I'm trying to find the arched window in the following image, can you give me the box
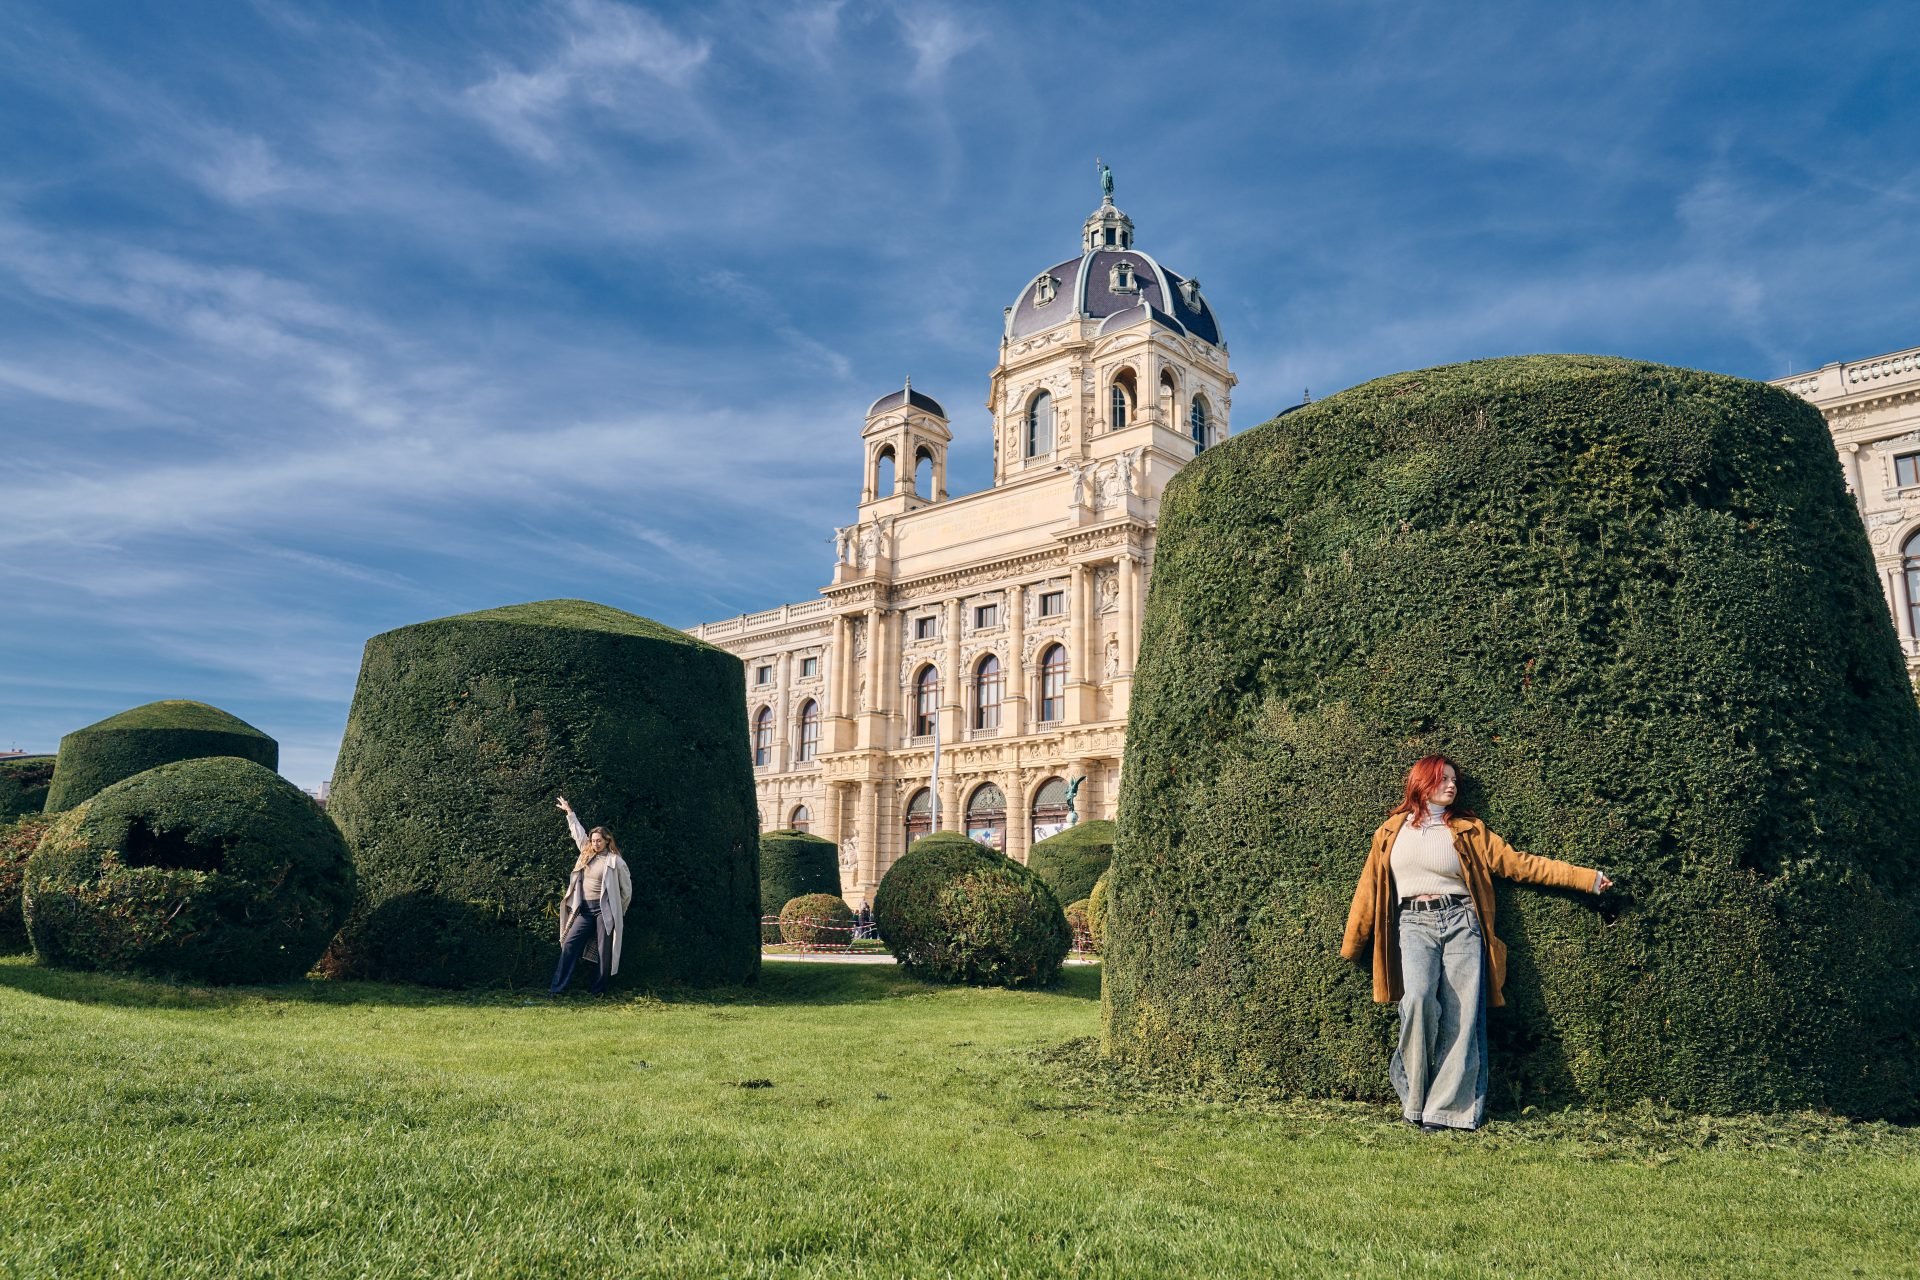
[905,787,934,845]
[914,448,934,498]
[1191,396,1209,450]
[1159,368,1177,424]
[1026,392,1054,457]
[1039,644,1067,722]
[973,654,1003,730]
[789,804,811,833]
[1031,776,1070,840]
[796,699,819,762]
[875,445,896,496]
[966,782,1007,852]
[752,706,773,766]
[1110,368,1137,431]
[1905,530,1920,638]
[914,665,939,737]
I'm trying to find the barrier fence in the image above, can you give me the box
[761,915,1099,956]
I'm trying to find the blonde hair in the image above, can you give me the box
[589,826,620,857]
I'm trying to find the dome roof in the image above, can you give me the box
[866,385,947,418]
[1006,246,1221,346]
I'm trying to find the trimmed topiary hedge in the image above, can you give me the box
[1064,898,1092,951]
[0,816,52,951]
[1026,819,1115,907]
[1087,869,1110,952]
[779,893,854,947]
[23,757,354,983]
[0,756,55,821]
[874,831,1070,988]
[1104,355,1920,1119]
[326,599,760,989]
[44,703,276,813]
[760,830,841,915]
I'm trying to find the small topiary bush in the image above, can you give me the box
[1026,819,1115,907]
[0,815,53,951]
[760,830,841,915]
[1104,355,1920,1119]
[1064,898,1093,951]
[873,831,1070,988]
[1087,869,1110,952]
[44,702,277,814]
[24,757,354,984]
[779,893,855,948]
[0,756,55,821]
[326,600,760,989]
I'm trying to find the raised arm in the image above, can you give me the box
[564,810,590,852]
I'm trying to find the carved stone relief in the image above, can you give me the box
[1104,634,1121,678]
[1096,566,1119,614]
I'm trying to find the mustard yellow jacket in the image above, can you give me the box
[1340,815,1598,1007]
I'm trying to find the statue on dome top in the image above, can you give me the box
[1098,158,1114,202]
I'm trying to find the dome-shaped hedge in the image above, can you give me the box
[0,756,55,822]
[326,600,760,988]
[1104,356,1920,1118]
[760,830,841,915]
[779,893,854,947]
[44,702,276,813]
[1064,898,1093,951]
[874,831,1070,988]
[0,816,52,951]
[1026,819,1115,907]
[24,757,354,983]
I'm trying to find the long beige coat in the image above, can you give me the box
[560,811,634,976]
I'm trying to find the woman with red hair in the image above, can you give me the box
[1341,756,1612,1130]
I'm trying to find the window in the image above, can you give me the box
[755,665,773,686]
[1039,644,1067,722]
[799,656,819,678]
[1039,590,1064,617]
[1103,227,1115,246]
[904,787,934,843]
[1110,384,1128,431]
[789,805,810,834]
[796,700,819,762]
[974,655,1003,730]
[973,603,999,629]
[1034,273,1057,305]
[1191,396,1209,451]
[1026,392,1054,457]
[1109,260,1135,292]
[752,707,773,766]
[966,783,1007,851]
[1179,278,1203,309]
[1906,530,1920,638]
[1898,452,1920,488]
[914,666,939,737]
[914,616,937,640]
[1031,776,1069,839]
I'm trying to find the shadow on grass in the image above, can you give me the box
[0,952,1102,1012]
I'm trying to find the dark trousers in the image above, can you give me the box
[550,901,606,995]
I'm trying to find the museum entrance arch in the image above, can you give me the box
[966,782,1006,852]
[904,787,933,849]
[1030,776,1070,843]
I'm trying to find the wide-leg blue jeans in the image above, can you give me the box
[549,901,606,995]
[1389,901,1488,1130]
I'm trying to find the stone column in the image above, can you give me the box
[1008,774,1032,865]
[861,605,884,747]
[830,614,848,717]
[939,772,961,838]
[1005,583,1028,737]
[1118,554,1139,674]
[1895,563,1916,648]
[772,650,791,771]
[1843,442,1864,510]
[943,596,964,741]
[859,779,880,893]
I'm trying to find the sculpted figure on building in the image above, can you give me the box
[689,176,1236,904]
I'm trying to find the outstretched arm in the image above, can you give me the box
[1483,828,1604,893]
[557,796,590,852]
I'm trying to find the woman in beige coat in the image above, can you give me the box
[548,795,634,996]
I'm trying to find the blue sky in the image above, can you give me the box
[2,0,1916,787]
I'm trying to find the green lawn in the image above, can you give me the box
[1,955,1914,1279]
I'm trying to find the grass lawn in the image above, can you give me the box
[1,955,1915,1279]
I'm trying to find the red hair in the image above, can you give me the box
[1389,755,1465,824]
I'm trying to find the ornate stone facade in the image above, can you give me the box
[689,185,1235,905]
[1773,343,1920,679]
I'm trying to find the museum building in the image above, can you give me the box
[687,182,1235,903]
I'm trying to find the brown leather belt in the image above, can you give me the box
[1400,894,1469,913]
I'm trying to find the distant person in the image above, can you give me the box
[550,795,634,996]
[1340,756,1612,1130]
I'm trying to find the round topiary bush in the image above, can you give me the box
[779,893,854,948]
[44,702,276,814]
[760,830,841,915]
[326,599,760,989]
[0,756,55,822]
[1064,898,1093,951]
[1087,869,1110,952]
[1026,819,1115,907]
[0,815,53,952]
[1104,355,1920,1119]
[23,757,354,983]
[874,831,1070,988]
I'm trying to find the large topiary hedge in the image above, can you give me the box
[1104,355,1920,1119]
[874,831,1070,988]
[0,815,53,951]
[778,893,855,948]
[1026,819,1115,907]
[44,702,276,813]
[326,599,760,989]
[760,830,841,915]
[0,756,55,821]
[23,757,354,983]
